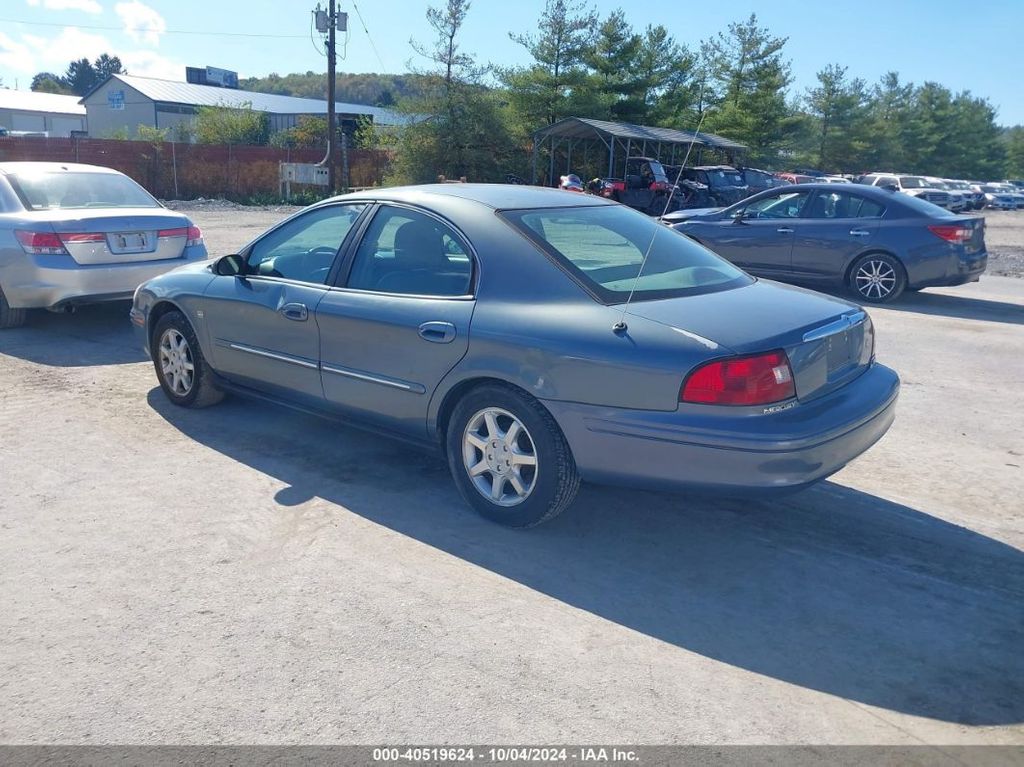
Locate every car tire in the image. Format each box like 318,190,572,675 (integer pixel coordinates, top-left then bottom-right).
849,253,906,304
152,310,224,408
446,383,580,528
0,286,27,329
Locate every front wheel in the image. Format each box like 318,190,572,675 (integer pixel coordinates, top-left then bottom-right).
849,253,906,304
446,384,580,528
152,311,224,408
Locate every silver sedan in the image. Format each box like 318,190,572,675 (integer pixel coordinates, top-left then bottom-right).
0,161,207,328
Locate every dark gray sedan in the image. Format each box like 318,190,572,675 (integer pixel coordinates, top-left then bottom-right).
664,183,987,303
131,185,899,527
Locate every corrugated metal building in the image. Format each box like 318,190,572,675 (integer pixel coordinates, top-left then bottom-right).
80,74,406,139
0,90,88,137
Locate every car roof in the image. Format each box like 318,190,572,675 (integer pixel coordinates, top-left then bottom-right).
767,182,897,198
0,161,124,176
691,165,739,171
323,183,617,211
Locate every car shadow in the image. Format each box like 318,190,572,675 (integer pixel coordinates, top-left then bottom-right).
808,284,1024,326
0,301,144,367
147,389,1024,726
879,289,1024,325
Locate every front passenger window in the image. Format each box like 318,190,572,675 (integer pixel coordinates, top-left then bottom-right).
246,204,365,284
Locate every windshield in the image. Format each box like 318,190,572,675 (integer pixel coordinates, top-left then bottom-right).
7,171,160,211
899,176,930,189
927,180,949,189
501,205,752,303
708,170,745,187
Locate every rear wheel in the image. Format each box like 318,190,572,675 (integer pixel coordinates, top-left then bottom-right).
446,384,579,528
849,253,906,304
152,311,224,408
0,286,27,329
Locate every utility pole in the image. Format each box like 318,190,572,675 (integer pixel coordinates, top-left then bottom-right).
317,0,338,195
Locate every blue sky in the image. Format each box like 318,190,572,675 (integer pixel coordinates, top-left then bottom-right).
1,0,1021,125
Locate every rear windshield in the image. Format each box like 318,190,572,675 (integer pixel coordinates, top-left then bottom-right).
895,192,958,218
501,204,752,303
7,171,159,210
709,170,745,186
899,176,930,189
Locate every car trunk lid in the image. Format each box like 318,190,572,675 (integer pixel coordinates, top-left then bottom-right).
31,208,193,265
625,280,874,401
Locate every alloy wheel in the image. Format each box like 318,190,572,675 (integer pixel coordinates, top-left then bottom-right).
854,258,897,300
462,407,538,507
158,328,195,396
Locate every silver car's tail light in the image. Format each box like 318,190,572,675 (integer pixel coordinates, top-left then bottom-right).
15,230,69,255
157,225,203,247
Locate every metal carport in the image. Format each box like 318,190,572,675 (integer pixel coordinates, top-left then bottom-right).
530,116,747,185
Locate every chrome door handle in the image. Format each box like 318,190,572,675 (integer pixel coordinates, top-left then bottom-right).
280,302,308,321
776,227,794,233
418,321,456,344
849,229,871,236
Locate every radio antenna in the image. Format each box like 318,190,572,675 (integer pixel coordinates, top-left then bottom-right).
613,111,708,334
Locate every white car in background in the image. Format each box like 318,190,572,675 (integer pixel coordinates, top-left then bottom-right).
0,162,207,329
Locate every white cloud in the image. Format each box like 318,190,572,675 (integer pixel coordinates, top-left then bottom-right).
115,0,166,46
0,31,37,74
23,27,112,73
25,0,104,14
120,50,183,80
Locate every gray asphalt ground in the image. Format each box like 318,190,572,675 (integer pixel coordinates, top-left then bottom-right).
1,208,1022,746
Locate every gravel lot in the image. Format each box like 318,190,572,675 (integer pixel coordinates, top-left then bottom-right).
1,205,1022,746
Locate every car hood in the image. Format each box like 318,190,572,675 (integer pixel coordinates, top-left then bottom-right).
624,279,860,355
661,208,723,224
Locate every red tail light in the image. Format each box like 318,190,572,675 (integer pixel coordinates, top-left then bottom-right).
59,232,105,244
15,230,68,255
681,350,795,406
158,225,202,247
928,225,971,244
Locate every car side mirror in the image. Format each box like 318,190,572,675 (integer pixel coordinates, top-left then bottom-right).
732,211,747,223
214,253,244,276
883,184,898,192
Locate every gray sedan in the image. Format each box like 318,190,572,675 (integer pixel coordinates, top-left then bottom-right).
0,162,207,328
131,184,899,528
663,183,987,303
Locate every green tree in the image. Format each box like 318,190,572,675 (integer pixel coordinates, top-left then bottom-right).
31,72,73,94
861,71,913,171
62,58,97,96
701,14,798,164
389,0,515,183
193,102,270,145
93,53,125,81
1005,126,1024,178
584,9,643,122
947,92,1004,179
499,0,598,127
805,64,869,171
636,25,696,127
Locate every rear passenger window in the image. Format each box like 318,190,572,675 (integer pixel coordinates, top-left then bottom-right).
346,206,473,296
806,192,884,219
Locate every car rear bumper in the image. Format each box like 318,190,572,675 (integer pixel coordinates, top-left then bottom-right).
0,249,207,309
907,251,987,288
545,362,899,493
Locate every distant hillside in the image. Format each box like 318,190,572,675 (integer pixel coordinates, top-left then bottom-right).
238,72,434,107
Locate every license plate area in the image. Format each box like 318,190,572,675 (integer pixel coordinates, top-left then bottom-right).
108,231,151,254
825,328,855,375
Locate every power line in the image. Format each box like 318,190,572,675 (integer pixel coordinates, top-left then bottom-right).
0,17,308,39
349,1,388,71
